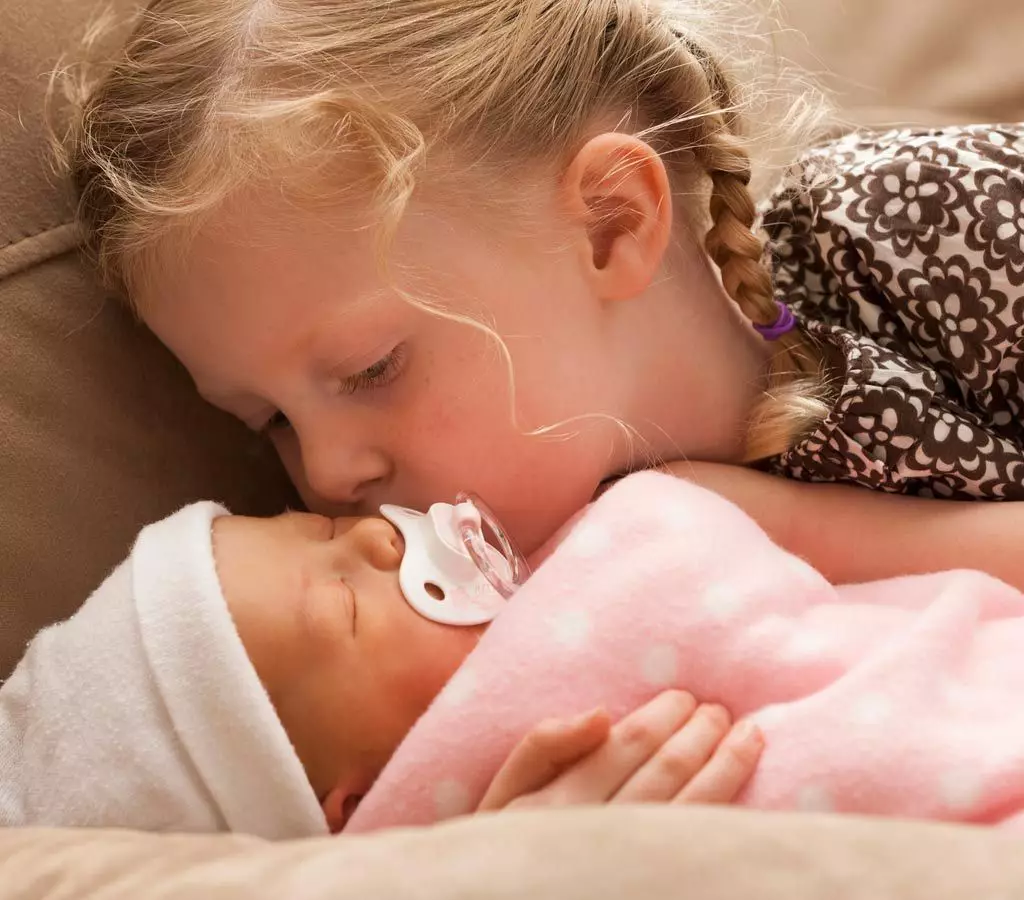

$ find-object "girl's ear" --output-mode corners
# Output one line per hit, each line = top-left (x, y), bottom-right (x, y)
(562, 133), (674, 303)
(320, 787), (364, 834)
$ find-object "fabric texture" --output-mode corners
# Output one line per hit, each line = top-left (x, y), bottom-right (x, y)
(766, 124), (1024, 498)
(349, 472), (1024, 832)
(0, 503), (326, 839)
(776, 0), (1024, 127)
(0, 0), (297, 684)
(8, 807), (1024, 900)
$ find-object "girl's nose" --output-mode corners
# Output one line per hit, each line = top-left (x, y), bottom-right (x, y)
(334, 516), (403, 572)
(299, 427), (392, 508)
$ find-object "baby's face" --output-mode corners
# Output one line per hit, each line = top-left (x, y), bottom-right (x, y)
(212, 511), (482, 831)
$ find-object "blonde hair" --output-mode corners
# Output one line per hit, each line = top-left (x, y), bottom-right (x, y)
(58, 0), (832, 460)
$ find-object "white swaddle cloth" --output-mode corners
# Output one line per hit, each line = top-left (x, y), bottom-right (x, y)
(0, 502), (327, 838)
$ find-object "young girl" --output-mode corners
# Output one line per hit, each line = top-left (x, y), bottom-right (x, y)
(62, 0), (1023, 789)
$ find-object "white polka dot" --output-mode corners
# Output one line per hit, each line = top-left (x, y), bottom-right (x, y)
(783, 630), (831, 660)
(751, 705), (787, 731)
(658, 503), (701, 534)
(700, 584), (748, 622)
(440, 670), (478, 708)
(641, 644), (679, 687)
(433, 779), (473, 819)
(848, 693), (894, 727)
(566, 520), (612, 559)
(941, 681), (972, 709)
(550, 609), (592, 649)
(940, 770), (984, 813)
(797, 785), (835, 814)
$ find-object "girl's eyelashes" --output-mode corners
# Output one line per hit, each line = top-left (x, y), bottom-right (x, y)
(256, 344), (408, 434)
(258, 410), (292, 436)
(336, 344), (407, 396)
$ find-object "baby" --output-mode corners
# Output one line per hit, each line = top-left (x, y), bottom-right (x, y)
(0, 501), (464, 836)
(8, 472), (1024, 837)
(0, 492), (750, 837)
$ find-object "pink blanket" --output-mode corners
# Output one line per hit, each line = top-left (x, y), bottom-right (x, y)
(347, 472), (1024, 832)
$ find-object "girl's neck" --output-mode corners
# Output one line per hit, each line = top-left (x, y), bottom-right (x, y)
(613, 260), (771, 468)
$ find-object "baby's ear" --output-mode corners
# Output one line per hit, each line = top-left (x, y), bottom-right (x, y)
(321, 787), (364, 834)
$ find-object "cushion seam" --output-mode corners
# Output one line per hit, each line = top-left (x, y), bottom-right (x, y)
(0, 218), (78, 252)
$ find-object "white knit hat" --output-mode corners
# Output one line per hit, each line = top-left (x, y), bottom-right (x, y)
(0, 502), (328, 839)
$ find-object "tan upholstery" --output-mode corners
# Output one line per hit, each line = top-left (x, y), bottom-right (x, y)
(1, 1), (296, 678)
(778, 0), (1024, 126)
(5, 807), (1024, 900)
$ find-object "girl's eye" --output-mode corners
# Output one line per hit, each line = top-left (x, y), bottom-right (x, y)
(338, 345), (407, 396)
(258, 410), (292, 436)
(257, 345), (406, 434)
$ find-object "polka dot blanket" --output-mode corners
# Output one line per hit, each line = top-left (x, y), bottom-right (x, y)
(347, 471), (1024, 832)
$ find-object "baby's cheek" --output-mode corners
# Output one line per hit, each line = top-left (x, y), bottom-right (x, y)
(399, 623), (481, 711)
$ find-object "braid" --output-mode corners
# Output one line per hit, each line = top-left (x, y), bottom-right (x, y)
(677, 33), (830, 460)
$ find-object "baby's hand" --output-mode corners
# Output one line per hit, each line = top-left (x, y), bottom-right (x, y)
(477, 691), (762, 811)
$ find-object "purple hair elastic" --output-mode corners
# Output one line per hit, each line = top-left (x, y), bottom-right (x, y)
(754, 302), (797, 340)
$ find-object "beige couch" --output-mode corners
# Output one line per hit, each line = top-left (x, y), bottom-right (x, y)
(2, 1), (1024, 896)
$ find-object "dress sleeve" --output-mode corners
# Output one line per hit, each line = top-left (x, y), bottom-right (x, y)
(762, 125), (1024, 499)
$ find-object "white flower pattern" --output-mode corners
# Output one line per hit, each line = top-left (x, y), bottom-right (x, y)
(763, 125), (1024, 500)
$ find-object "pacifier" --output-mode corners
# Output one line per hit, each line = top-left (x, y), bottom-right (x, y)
(380, 494), (529, 626)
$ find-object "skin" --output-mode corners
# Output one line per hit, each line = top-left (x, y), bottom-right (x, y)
(142, 135), (771, 555)
(212, 510), (483, 831)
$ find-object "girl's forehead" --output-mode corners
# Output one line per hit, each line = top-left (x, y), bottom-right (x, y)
(146, 197), (368, 302)
(138, 173), (566, 379)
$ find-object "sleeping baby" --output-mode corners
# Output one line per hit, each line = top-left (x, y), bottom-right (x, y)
(4, 472), (1024, 836)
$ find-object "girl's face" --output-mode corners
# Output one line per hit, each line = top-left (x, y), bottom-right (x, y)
(143, 187), (634, 554)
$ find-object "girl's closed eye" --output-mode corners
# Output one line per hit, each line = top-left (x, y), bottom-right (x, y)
(260, 410), (291, 435)
(337, 344), (407, 396)
(257, 345), (408, 435)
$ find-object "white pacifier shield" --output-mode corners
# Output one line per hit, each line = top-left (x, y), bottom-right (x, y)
(380, 503), (507, 626)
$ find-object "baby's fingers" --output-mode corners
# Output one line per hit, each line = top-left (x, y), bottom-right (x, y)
(477, 709), (611, 811)
(673, 720), (764, 805)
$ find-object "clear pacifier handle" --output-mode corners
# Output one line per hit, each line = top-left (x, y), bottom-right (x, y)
(453, 492), (530, 600)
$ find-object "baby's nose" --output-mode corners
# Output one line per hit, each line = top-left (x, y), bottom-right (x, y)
(335, 516), (403, 571)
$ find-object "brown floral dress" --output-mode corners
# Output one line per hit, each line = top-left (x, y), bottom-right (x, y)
(763, 124), (1024, 499)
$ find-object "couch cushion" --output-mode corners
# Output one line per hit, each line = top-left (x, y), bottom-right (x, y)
(0, 1), (296, 679)
(778, 0), (1024, 125)
(3, 807), (1024, 899)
